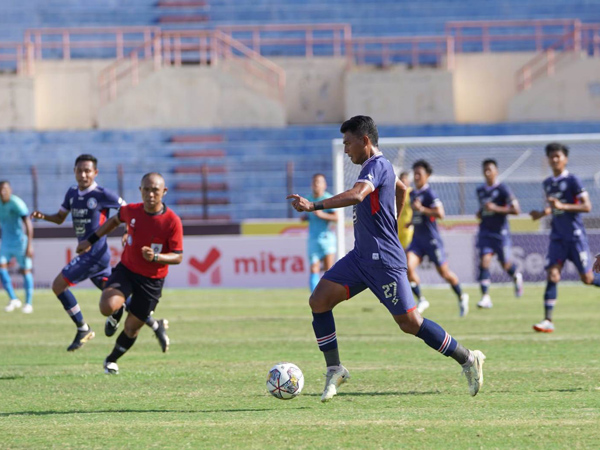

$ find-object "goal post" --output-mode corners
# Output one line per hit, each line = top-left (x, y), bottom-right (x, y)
(332, 134), (600, 268)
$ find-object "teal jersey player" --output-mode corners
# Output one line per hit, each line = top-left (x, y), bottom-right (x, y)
(305, 174), (337, 292)
(0, 181), (35, 313)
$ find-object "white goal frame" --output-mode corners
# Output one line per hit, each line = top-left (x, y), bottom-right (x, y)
(332, 133), (600, 260)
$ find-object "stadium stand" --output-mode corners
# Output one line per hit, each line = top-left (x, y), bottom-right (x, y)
(2, 121), (600, 221)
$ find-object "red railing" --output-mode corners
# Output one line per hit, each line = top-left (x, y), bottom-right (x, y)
(446, 19), (580, 52)
(24, 27), (160, 60)
(348, 35), (455, 69)
(516, 24), (582, 91)
(99, 30), (286, 104)
(216, 23), (351, 58)
(0, 42), (34, 75)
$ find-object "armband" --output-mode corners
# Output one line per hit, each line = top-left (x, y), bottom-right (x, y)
(87, 233), (100, 244)
(153, 253), (159, 262)
(313, 201), (324, 211)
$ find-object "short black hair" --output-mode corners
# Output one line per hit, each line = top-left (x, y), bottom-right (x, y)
(312, 173), (326, 180)
(399, 171), (410, 179)
(482, 159), (497, 168)
(412, 159), (433, 175)
(75, 154), (97, 169)
(340, 115), (379, 147)
(0, 180), (10, 187)
(141, 172), (165, 184)
(545, 142), (569, 157)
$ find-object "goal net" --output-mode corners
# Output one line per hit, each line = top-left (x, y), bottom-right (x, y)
(331, 134), (600, 283)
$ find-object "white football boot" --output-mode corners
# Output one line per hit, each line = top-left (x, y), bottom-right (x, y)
(459, 293), (469, 317)
(462, 350), (486, 396)
(321, 365), (350, 402)
(514, 272), (524, 298)
(477, 294), (493, 309)
(21, 303), (33, 314)
(4, 299), (22, 312)
(416, 298), (430, 314)
(533, 319), (554, 333)
(103, 359), (119, 375)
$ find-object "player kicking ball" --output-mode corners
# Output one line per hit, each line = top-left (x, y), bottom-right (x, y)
(287, 116), (485, 402)
(529, 143), (600, 332)
(77, 173), (183, 374)
(475, 159), (523, 309)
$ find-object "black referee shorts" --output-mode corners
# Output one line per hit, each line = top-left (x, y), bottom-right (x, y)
(106, 262), (165, 321)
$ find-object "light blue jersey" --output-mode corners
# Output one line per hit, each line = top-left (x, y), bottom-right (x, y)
(307, 192), (336, 264)
(0, 194), (29, 247)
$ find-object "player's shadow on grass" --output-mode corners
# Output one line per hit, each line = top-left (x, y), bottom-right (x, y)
(0, 375), (25, 380)
(304, 390), (441, 397)
(0, 407), (311, 417)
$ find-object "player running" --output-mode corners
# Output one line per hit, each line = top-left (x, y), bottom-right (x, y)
(76, 173), (183, 375)
(405, 160), (470, 316)
(32, 154), (169, 351)
(304, 174), (337, 292)
(529, 143), (600, 332)
(475, 159), (523, 309)
(0, 181), (34, 313)
(287, 116), (485, 402)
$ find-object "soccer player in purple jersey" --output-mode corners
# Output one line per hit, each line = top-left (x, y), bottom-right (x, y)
(287, 116), (485, 402)
(32, 155), (169, 351)
(405, 160), (470, 316)
(475, 159), (523, 309)
(529, 143), (600, 333)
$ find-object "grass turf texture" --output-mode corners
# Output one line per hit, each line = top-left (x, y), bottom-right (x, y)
(1, 285), (599, 449)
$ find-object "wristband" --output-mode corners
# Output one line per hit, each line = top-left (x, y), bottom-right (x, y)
(153, 253), (159, 262)
(314, 201), (324, 211)
(87, 233), (100, 244)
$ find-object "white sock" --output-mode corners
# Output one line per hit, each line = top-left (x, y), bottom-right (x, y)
(151, 321), (159, 331)
(77, 323), (89, 332)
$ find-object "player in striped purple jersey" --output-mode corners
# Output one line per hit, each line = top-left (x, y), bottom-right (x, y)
(287, 116), (485, 402)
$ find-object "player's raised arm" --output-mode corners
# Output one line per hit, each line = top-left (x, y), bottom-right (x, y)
(414, 198), (445, 220)
(76, 214), (122, 254)
(529, 205), (551, 221)
(22, 215), (34, 258)
(395, 176), (407, 219)
(141, 246), (183, 265)
(548, 192), (592, 214)
(287, 182), (373, 212)
(31, 209), (69, 224)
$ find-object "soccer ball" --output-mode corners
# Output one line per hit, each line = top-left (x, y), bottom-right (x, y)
(266, 362), (304, 400)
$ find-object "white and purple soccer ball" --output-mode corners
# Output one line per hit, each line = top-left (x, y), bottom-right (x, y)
(266, 362), (304, 400)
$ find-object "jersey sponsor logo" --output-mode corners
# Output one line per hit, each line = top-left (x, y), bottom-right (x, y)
(372, 253), (380, 260)
(130, 218), (136, 228)
(87, 198), (98, 209)
(234, 253), (304, 274)
(559, 181), (567, 191)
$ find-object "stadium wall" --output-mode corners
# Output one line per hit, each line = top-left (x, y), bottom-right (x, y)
(508, 57), (600, 121)
(0, 75), (34, 129)
(344, 65), (455, 124)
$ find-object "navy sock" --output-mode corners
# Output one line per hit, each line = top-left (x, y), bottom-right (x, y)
(592, 273), (600, 288)
(312, 310), (339, 366)
(0, 268), (18, 300)
(57, 290), (85, 327)
(106, 331), (137, 363)
(506, 263), (517, 278)
(543, 281), (557, 321)
(451, 283), (463, 298)
(410, 282), (422, 299)
(416, 318), (458, 356)
(478, 267), (490, 295)
(23, 272), (34, 305)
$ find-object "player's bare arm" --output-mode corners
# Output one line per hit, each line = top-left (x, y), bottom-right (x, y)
(141, 246), (183, 265)
(484, 199), (520, 215)
(548, 193), (592, 213)
(287, 182), (372, 212)
(31, 209), (69, 225)
(22, 215), (34, 258)
(313, 210), (338, 222)
(395, 177), (407, 219)
(76, 214), (122, 254)
(529, 206), (551, 221)
(414, 199), (445, 220)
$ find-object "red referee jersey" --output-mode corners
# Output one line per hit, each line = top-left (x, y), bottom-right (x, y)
(118, 203), (183, 279)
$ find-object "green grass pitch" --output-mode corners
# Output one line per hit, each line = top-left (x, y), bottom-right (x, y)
(1, 284), (599, 449)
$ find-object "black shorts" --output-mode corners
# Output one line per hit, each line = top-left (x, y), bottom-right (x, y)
(106, 263), (165, 321)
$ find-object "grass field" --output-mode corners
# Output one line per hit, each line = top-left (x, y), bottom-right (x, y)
(1, 284), (600, 449)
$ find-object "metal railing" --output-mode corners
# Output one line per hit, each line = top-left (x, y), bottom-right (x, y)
(98, 29), (286, 104)
(0, 42), (33, 75)
(446, 19), (580, 53)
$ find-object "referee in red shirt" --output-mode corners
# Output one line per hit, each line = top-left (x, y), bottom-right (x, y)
(77, 172), (183, 374)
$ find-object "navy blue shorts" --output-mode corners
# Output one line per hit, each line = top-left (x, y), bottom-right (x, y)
(406, 237), (446, 266)
(61, 250), (112, 289)
(477, 234), (512, 265)
(322, 251), (416, 316)
(546, 238), (592, 274)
